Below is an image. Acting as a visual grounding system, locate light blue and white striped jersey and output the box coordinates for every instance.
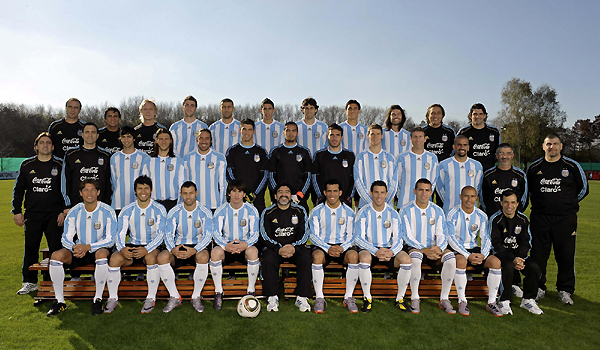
[354,149,397,207]
[400,201,447,250]
[169,119,208,158]
[309,202,355,252]
[62,202,116,252]
[382,128,411,158]
[209,119,241,155]
[184,149,227,209]
[115,199,167,253]
[296,119,328,156]
[148,156,187,201]
[110,150,150,210]
[395,150,439,205]
[354,203,403,255]
[255,120,284,153]
[164,201,213,251]
[437,157,483,214]
[212,202,260,248]
[339,121,367,155]
[446,205,491,258]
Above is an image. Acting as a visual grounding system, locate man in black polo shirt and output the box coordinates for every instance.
[458,103,501,172]
[526,134,588,305]
[48,97,85,159]
[134,99,167,155]
[97,107,122,154]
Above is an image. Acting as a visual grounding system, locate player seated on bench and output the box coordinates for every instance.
[354,180,412,313]
[104,175,168,314]
[47,179,116,316]
[210,180,260,311]
[400,178,456,314]
[156,181,213,313]
[446,185,502,317]
[309,178,359,313]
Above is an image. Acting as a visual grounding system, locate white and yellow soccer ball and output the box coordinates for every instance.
[237,295,261,318]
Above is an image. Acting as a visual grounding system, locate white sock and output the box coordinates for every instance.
[94,258,109,300]
[440,252,456,300]
[146,264,160,300]
[396,264,412,301]
[209,260,223,293]
[158,263,179,298]
[193,263,209,299]
[345,264,359,299]
[487,268,502,304]
[358,263,372,300]
[312,264,325,298]
[247,259,260,293]
[455,268,467,302]
[107,267,121,300]
[409,251,423,300]
[49,260,65,303]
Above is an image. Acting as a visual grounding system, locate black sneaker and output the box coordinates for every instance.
[47,301,67,317]
[394,298,410,313]
[361,298,372,313]
[213,292,223,310]
[92,298,104,315]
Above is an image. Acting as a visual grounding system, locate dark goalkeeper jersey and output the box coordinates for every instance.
[48,118,85,159]
[135,122,166,155]
[267,143,312,196]
[481,166,528,216]
[311,148,355,201]
[526,156,588,216]
[62,146,113,207]
[422,124,456,161]
[97,127,122,154]
[457,124,500,171]
[225,143,269,194]
[12,156,65,214]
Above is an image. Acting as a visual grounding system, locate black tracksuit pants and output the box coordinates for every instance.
[499,256,541,301]
[261,245,312,298]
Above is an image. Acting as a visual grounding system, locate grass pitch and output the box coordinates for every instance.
[1,180,599,350]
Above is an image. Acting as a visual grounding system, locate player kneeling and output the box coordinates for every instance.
[400,179,456,314]
[447,186,502,316]
[156,181,214,313]
[210,180,261,310]
[354,180,412,313]
[309,179,359,313]
[104,176,167,314]
[47,179,116,316]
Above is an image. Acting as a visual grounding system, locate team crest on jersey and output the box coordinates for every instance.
[400,140,406,146]
[254,154,260,162]
[468,170,474,177]
[296,154,303,162]
[511,179,518,187]
[383,220,391,228]
[424,162,431,170]
[51,168,58,176]
[272,131,278,138]
[77,130,83,136]
[132,162,139,169]
[338,217,345,225]
[194,130,200,137]
[147,218,155,226]
[291,215,299,225]
[194,220,201,228]
[489,134,495,142]
[429,217,436,225]
[470,224,479,232]
[239,219,247,227]
[442,134,448,142]
[98,158,104,166]
[207,162,215,169]
[381,161,387,168]
[167,164,174,171]
[342,160,348,168]
[314,132,320,139]
[515,226,522,234]
[562,169,569,177]
[94,221,102,230]
[231,131,238,137]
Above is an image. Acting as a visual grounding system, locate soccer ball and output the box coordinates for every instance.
[237,295,261,318]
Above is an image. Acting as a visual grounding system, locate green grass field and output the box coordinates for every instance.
[1,180,599,350]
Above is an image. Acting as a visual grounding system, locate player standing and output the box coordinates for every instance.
[12,133,66,295]
[339,100,367,155]
[526,134,588,305]
[46,179,116,316]
[382,104,411,157]
[104,176,167,314]
[296,97,328,157]
[157,181,214,313]
[97,107,122,154]
[457,103,500,172]
[254,98,284,153]
[48,97,85,159]
[169,95,208,158]
[134,99,167,155]
[149,128,187,212]
[422,104,456,162]
[209,98,241,155]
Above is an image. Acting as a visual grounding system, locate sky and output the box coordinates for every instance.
[1,0,598,127]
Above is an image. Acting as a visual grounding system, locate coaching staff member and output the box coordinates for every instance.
[260,183,311,312]
[526,133,588,305]
[12,132,67,295]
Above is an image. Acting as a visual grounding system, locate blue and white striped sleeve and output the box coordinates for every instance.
[353,155,370,203]
[401,211,425,250]
[246,207,260,247]
[390,216,403,255]
[479,216,491,258]
[164,214,177,251]
[309,208,330,251]
[146,206,167,253]
[435,209,448,250]
[194,208,214,252]
[340,213,355,252]
[446,210,469,258]
[62,213,77,251]
[353,209,377,255]
[90,209,116,252]
[115,212,129,252]
[212,206,227,249]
